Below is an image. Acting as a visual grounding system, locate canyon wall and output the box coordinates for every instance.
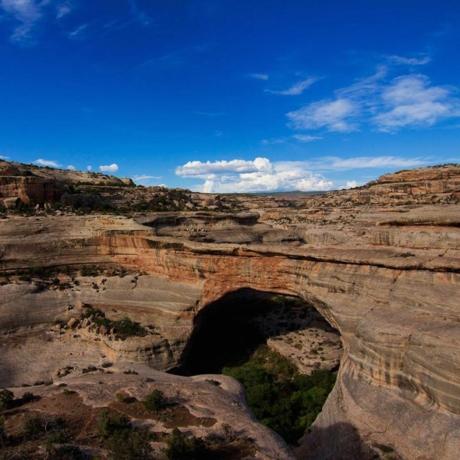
[0,164,459,459]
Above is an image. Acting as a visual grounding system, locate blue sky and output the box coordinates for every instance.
[0,0,459,192]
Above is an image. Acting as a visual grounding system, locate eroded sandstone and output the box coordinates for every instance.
[1,162,459,459]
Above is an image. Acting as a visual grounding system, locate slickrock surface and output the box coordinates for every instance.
[1,162,459,459]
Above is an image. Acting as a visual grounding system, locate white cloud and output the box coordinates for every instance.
[287,66,460,134]
[0,154,10,160]
[292,134,322,143]
[99,163,119,173]
[34,158,60,168]
[67,164,76,170]
[266,77,317,96]
[388,54,431,66]
[176,157,333,193]
[86,165,92,171]
[249,73,269,81]
[344,180,359,189]
[0,0,43,42]
[287,98,359,132]
[176,157,271,177]
[373,75,460,132]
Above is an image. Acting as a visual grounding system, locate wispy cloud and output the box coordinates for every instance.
[67,164,76,170]
[248,73,269,81]
[67,23,88,39]
[133,174,162,181]
[287,64,460,134]
[266,77,318,96]
[0,154,10,160]
[56,1,72,20]
[262,134,322,144]
[387,54,431,66]
[0,0,43,43]
[373,74,460,132]
[292,134,322,143]
[34,158,60,168]
[288,98,359,132]
[313,155,427,170]
[132,174,162,185]
[99,163,119,173]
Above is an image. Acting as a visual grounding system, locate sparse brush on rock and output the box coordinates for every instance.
[0,389,14,411]
[81,306,147,339]
[164,428,207,460]
[143,389,170,412]
[97,410,152,460]
[23,415,67,441]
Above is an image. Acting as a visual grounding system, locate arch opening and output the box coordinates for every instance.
[171,288,343,445]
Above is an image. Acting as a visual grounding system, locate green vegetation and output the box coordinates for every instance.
[164,428,207,460]
[23,415,66,440]
[0,390,14,411]
[82,306,147,339]
[97,410,152,460]
[223,345,336,444]
[143,389,170,412]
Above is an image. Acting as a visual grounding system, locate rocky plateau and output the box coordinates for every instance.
[0,160,459,459]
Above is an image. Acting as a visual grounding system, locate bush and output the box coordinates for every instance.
[97,410,152,460]
[105,427,152,460]
[164,428,207,460]
[0,389,14,411]
[23,415,66,440]
[143,390,169,412]
[97,411,131,439]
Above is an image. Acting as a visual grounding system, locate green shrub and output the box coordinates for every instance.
[143,390,169,412]
[97,411,131,439]
[97,410,152,460]
[164,428,207,460]
[23,415,66,440]
[81,308,147,339]
[0,389,14,411]
[105,426,152,460]
[223,346,336,444]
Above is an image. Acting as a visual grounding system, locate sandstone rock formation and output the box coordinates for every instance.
[0,162,459,459]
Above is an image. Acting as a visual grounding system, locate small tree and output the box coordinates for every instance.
[143,389,168,412]
[164,428,207,460]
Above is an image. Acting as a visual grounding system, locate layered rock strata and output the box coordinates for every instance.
[0,163,459,459]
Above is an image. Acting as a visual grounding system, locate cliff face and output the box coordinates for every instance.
[0,163,459,459]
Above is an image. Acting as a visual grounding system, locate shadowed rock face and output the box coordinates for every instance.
[0,163,459,459]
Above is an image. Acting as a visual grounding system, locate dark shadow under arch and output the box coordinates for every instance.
[171,287,341,376]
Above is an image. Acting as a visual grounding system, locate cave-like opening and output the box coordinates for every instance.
[171,288,342,445]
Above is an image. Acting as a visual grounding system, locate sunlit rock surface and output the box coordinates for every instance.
[1,162,459,459]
